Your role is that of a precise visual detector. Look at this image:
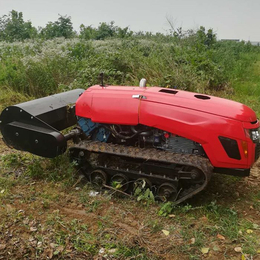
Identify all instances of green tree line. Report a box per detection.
[0,10,135,41]
[0,10,216,42]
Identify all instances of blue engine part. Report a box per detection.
[78,117,110,142]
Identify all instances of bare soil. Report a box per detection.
[1,137,260,260]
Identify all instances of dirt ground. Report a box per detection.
[1,137,260,260]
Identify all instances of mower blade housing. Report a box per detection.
[0,89,84,158]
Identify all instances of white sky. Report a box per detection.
[0,0,259,41]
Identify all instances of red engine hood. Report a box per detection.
[144,87,257,123]
[76,85,257,123]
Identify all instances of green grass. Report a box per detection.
[0,87,29,111]
[1,148,260,259]
[0,35,260,260]
[0,36,259,98]
[229,55,260,116]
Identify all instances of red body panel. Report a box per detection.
[76,85,259,169]
[76,87,141,125]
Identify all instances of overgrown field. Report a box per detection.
[1,33,260,259]
[0,32,259,114]
[1,139,260,260]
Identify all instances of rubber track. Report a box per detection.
[70,140,213,204]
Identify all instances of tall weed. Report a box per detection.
[0,34,259,104]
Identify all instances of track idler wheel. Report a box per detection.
[90,169,107,188]
[157,183,178,202]
[133,178,152,195]
[190,168,203,181]
[110,174,129,192]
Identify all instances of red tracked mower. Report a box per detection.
[0,81,259,203]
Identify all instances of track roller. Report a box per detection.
[110,174,129,192]
[190,167,203,180]
[133,178,152,194]
[157,183,178,202]
[90,169,107,187]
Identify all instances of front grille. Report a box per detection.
[255,142,260,161]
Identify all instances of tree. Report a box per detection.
[95,21,116,40]
[79,21,133,40]
[0,10,37,41]
[196,26,216,47]
[79,24,97,40]
[40,15,74,39]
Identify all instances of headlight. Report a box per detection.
[251,129,260,142]
[245,128,260,143]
